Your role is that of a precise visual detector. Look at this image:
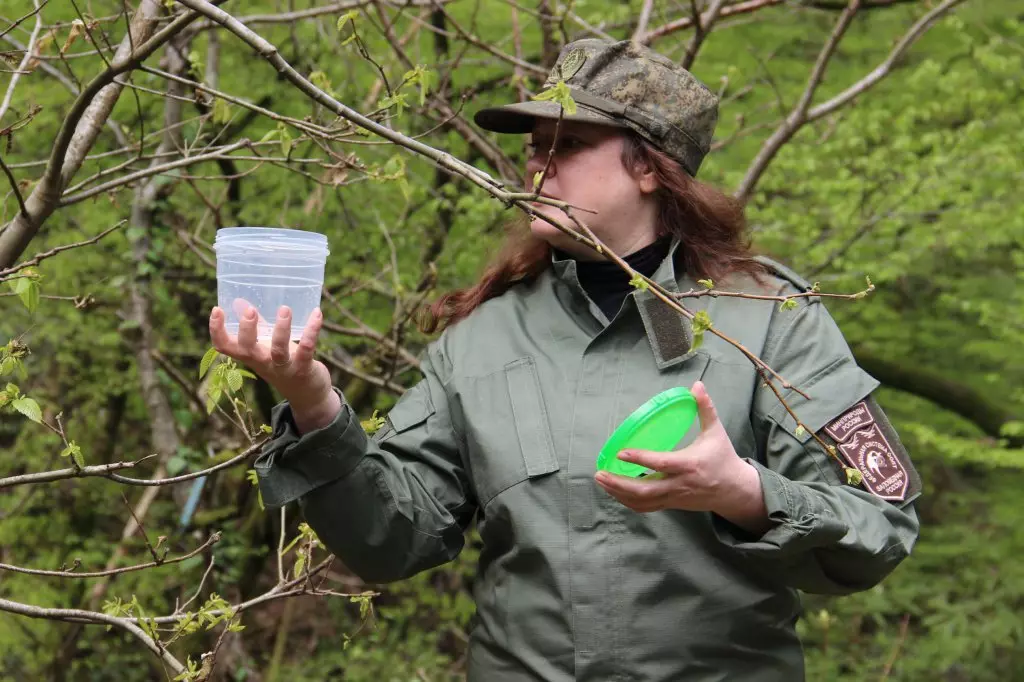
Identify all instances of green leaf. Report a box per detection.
[794,425,807,438]
[12,396,41,423]
[309,70,334,97]
[199,347,219,379]
[691,330,704,351]
[337,10,358,44]
[845,467,863,486]
[9,276,40,313]
[259,423,272,434]
[691,310,712,334]
[360,410,387,435]
[628,274,649,291]
[532,80,576,115]
[226,369,243,393]
[697,279,714,289]
[779,298,799,312]
[211,98,232,124]
[293,553,305,578]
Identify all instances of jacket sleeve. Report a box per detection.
[712,294,922,595]
[252,341,475,584]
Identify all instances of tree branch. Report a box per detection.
[0,220,125,281]
[0,598,185,674]
[0,533,220,578]
[734,0,862,203]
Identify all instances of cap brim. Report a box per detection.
[474,99,627,134]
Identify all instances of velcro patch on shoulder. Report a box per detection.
[819,397,922,503]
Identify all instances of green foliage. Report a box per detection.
[532,80,577,116]
[1,1,1022,680]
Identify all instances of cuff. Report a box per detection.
[711,459,848,557]
[253,388,369,508]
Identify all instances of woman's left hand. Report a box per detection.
[594,381,771,532]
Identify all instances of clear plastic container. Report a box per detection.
[214,227,329,340]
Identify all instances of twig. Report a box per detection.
[0,0,44,122]
[58,140,250,206]
[674,283,874,302]
[734,0,863,203]
[879,613,912,681]
[0,152,28,219]
[0,220,125,280]
[0,442,261,490]
[682,0,728,70]
[0,533,220,578]
[0,0,49,42]
[120,491,164,564]
[632,0,655,41]
[0,597,184,674]
[277,506,286,585]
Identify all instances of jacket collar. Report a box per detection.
[550,236,702,369]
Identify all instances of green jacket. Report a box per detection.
[255,240,921,682]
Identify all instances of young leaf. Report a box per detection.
[697,279,714,289]
[211,98,232,124]
[779,298,799,312]
[794,425,807,438]
[691,310,712,334]
[628,274,649,291]
[199,347,219,379]
[360,410,387,435]
[226,369,243,393]
[12,396,41,423]
[293,553,306,579]
[845,467,863,486]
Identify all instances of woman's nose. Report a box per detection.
[525,149,554,182]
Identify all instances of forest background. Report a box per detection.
[1,0,1022,680]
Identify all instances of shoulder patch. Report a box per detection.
[752,255,813,292]
[819,397,922,504]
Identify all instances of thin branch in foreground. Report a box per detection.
[0,220,126,281]
[0,533,220,578]
[0,598,184,674]
[0,441,261,490]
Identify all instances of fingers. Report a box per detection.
[292,307,322,367]
[237,304,259,350]
[617,448,686,475]
[209,307,238,356]
[692,380,721,434]
[595,471,674,512]
[270,306,292,367]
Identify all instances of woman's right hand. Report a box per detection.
[209,303,340,431]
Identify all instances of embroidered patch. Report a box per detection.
[559,47,587,80]
[824,400,874,442]
[824,401,909,501]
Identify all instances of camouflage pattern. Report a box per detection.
[474,39,719,176]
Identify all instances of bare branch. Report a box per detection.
[734,0,863,203]
[0,220,125,281]
[681,0,728,70]
[0,597,184,674]
[0,151,28,219]
[632,0,655,41]
[0,442,262,490]
[0,0,44,123]
[0,0,208,269]
[806,0,968,121]
[58,139,250,206]
[0,533,220,578]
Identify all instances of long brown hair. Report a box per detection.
[420,132,763,333]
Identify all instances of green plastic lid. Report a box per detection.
[596,387,698,478]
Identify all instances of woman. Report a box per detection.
[209,39,920,682]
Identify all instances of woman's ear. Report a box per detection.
[637,165,659,195]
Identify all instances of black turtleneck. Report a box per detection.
[557,236,672,321]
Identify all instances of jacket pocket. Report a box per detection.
[457,357,560,507]
[376,381,435,442]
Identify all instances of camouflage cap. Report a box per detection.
[474,39,719,176]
